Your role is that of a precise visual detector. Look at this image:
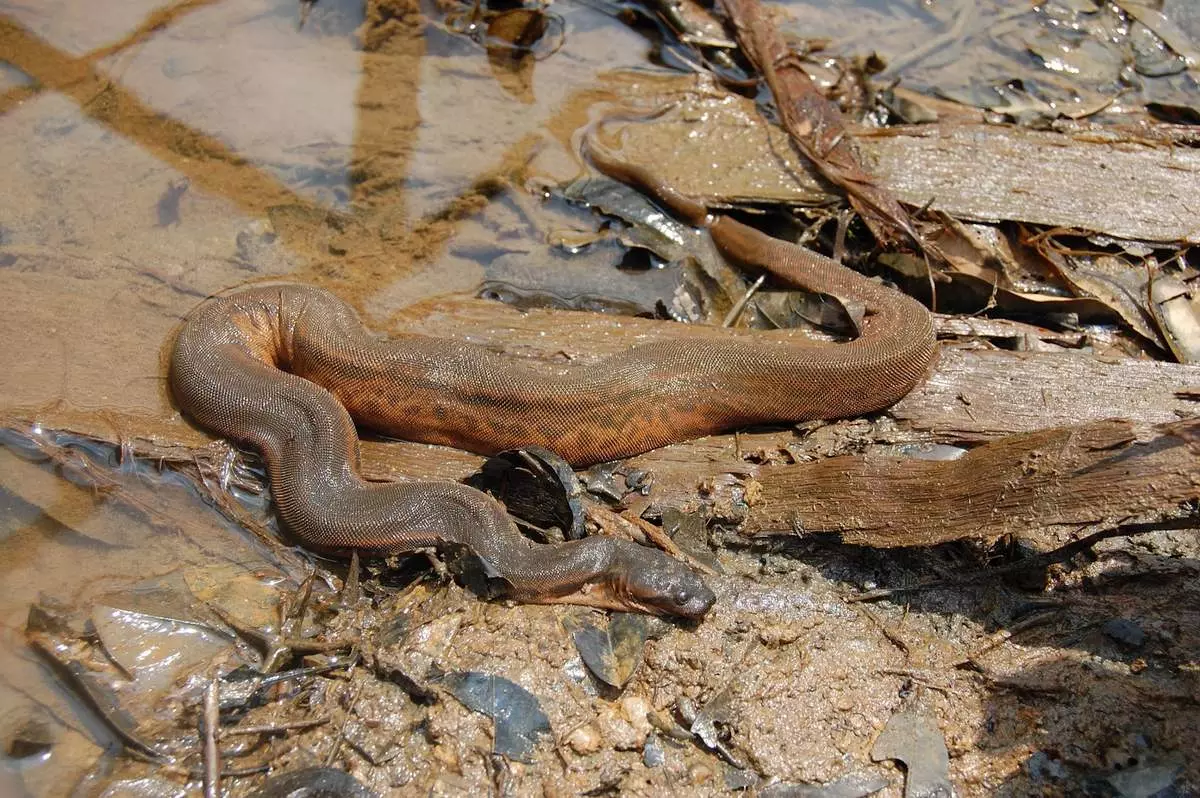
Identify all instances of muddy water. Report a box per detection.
[1,0,1197,795]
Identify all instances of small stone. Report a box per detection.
[689,762,714,785]
[643,734,666,768]
[566,724,602,755]
[431,743,460,771]
[620,695,652,738]
[1026,750,1067,783]
[599,715,643,751]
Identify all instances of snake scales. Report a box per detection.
[169,143,936,618]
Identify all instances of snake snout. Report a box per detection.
[671,579,717,619]
[625,551,716,619]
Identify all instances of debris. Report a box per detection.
[471,447,585,542]
[660,507,721,572]
[25,604,169,763]
[90,605,233,692]
[718,0,922,249]
[1024,750,1068,786]
[870,712,952,798]
[744,420,1200,547]
[570,612,649,689]
[600,93,1200,243]
[759,771,890,797]
[1101,753,1185,798]
[3,711,56,763]
[642,733,665,767]
[155,177,189,228]
[676,656,750,770]
[439,671,551,762]
[248,767,380,798]
[1149,271,1200,363]
[564,171,746,325]
[566,723,604,755]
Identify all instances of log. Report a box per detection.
[740,419,1199,546]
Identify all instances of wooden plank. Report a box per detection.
[863,124,1200,243]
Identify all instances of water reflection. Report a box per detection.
[104,0,363,208]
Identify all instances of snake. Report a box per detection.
[169,138,936,619]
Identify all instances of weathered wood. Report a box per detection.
[931,313,1086,347]
[890,346,1198,441]
[600,91,1200,243]
[14,412,1193,552]
[741,419,1199,546]
[718,0,919,247]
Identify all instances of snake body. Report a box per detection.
[169,149,935,618]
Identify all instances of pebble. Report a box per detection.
[566,724,602,755]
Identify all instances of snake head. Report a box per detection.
[616,546,716,619]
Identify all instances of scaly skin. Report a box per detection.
[168,146,935,618]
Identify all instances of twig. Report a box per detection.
[722,274,767,327]
[878,669,952,695]
[585,503,716,575]
[325,682,364,767]
[227,717,331,736]
[202,677,221,798]
[343,549,362,605]
[855,603,911,656]
[625,513,716,575]
[956,609,1060,667]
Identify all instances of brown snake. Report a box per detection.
[169,141,935,618]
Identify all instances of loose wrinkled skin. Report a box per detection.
[168,145,935,619]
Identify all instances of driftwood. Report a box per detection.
[390,297,1199,436]
[329,299,1200,546]
[601,91,1200,244]
[740,419,1198,546]
[890,347,1198,441]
